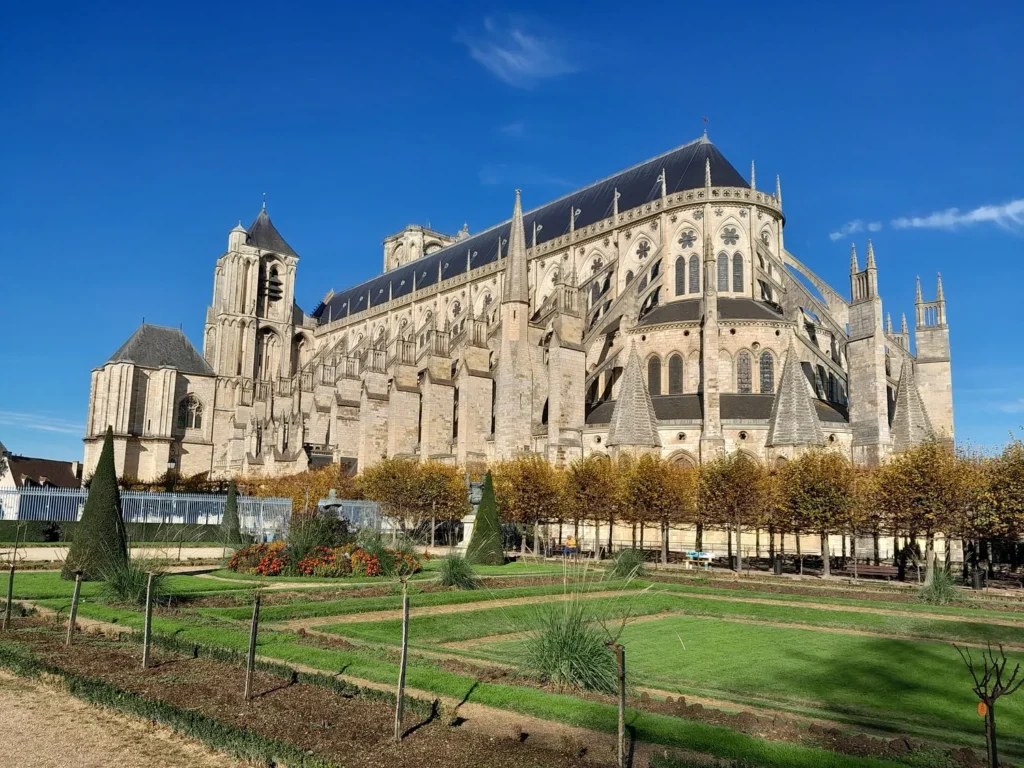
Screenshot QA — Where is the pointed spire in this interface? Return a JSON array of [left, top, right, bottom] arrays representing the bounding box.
[[901, 313, 909, 335], [766, 342, 824, 447], [750, 160, 756, 191], [705, 158, 712, 187], [886, 313, 893, 334], [606, 343, 661, 451], [613, 188, 620, 219], [660, 168, 667, 199], [850, 243, 859, 274], [915, 275, 923, 304], [866, 239, 876, 269], [936, 272, 945, 302], [891, 363, 934, 452], [502, 189, 528, 305], [775, 175, 782, 207]]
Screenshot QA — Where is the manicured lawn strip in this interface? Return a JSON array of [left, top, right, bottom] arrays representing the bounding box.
[[201, 579, 636, 623], [641, 580, 1024, 623], [8, 572, 259, 601], [204, 568, 436, 585]]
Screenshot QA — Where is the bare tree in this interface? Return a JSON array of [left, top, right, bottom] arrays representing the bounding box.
[[956, 643, 1024, 767]]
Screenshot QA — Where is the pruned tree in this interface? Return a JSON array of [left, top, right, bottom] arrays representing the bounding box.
[[956, 643, 1024, 767], [492, 455, 564, 555], [360, 457, 421, 532], [221, 480, 246, 549], [698, 454, 769, 572], [778, 448, 855, 578], [415, 461, 469, 546], [465, 472, 503, 565], [620, 454, 696, 564], [564, 454, 621, 555]]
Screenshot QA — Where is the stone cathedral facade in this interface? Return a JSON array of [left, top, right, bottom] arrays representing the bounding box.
[[83, 136, 953, 481]]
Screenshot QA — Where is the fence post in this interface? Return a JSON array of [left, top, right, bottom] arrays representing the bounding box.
[[2, 564, 14, 631], [615, 643, 626, 768], [394, 579, 410, 741], [244, 591, 262, 702], [141, 572, 154, 669], [66, 572, 83, 646]]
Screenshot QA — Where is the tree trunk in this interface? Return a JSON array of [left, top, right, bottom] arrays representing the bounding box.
[[606, 515, 613, 554], [981, 538, 993, 579], [735, 524, 743, 573], [987, 702, 997, 768], [520, 531, 527, 556], [797, 535, 803, 576], [755, 527, 761, 560], [595, 520, 602, 560], [534, 524, 541, 558], [780, 532, 786, 557], [661, 521, 669, 565], [821, 531, 831, 578], [962, 538, 972, 582], [631, 524, 637, 549], [768, 524, 776, 559], [695, 523, 704, 553], [726, 526, 733, 562], [639, 522, 645, 551], [873, 531, 881, 566], [924, 533, 936, 586], [430, 515, 436, 548]]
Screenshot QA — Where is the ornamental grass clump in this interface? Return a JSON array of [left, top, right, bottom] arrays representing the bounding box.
[[100, 558, 166, 606], [610, 548, 646, 579], [919, 566, 959, 605], [522, 594, 618, 694], [437, 553, 479, 590]]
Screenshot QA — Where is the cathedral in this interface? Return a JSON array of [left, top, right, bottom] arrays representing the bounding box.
[[83, 136, 953, 481]]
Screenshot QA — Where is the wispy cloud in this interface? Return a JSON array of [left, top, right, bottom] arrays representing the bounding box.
[[892, 198, 1024, 230], [995, 398, 1024, 414], [0, 411, 82, 435], [828, 219, 882, 242], [458, 16, 579, 88], [500, 120, 525, 138], [478, 163, 575, 189]]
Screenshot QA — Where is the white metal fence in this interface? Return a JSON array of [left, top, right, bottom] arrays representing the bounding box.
[[0, 487, 292, 539]]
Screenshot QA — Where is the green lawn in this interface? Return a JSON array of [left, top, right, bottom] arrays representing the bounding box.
[[9, 572, 258, 601]]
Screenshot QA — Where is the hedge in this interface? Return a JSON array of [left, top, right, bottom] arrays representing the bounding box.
[[0, 521, 223, 544]]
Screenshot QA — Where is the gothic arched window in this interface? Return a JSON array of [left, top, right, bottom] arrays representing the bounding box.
[[625, 270, 634, 286], [733, 253, 744, 292], [647, 356, 662, 397], [177, 395, 203, 430], [688, 255, 700, 294], [675, 257, 685, 296], [736, 351, 752, 394], [759, 351, 775, 393], [717, 253, 729, 291], [668, 354, 683, 394]]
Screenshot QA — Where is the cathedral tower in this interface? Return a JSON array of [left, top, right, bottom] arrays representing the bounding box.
[[914, 274, 954, 441]]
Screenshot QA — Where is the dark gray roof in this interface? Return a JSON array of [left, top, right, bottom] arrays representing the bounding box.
[[314, 137, 749, 323], [815, 400, 849, 424], [7, 456, 81, 488], [107, 324, 214, 376], [722, 394, 774, 420], [247, 209, 298, 258], [587, 393, 847, 426], [717, 297, 785, 322], [636, 299, 702, 327]]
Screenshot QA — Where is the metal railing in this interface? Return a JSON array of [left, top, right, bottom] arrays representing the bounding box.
[[0, 487, 292, 539]]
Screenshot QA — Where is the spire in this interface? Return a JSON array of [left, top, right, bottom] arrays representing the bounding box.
[[850, 243, 859, 274], [886, 313, 893, 334], [915, 275, 923, 304], [891, 363, 934, 452], [606, 343, 661, 451], [502, 189, 528, 305], [766, 342, 824, 447], [705, 158, 712, 187], [659, 168, 667, 199], [775, 175, 782, 207], [936, 272, 945, 302], [866, 239, 876, 269], [901, 313, 909, 335], [750, 160, 756, 191]]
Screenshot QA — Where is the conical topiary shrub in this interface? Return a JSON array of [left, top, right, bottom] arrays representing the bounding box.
[[63, 426, 128, 580], [465, 472, 504, 566], [221, 481, 246, 548]]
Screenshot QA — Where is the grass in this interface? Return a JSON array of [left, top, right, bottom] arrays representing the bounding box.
[[9, 572, 258, 601], [436, 553, 479, 589]]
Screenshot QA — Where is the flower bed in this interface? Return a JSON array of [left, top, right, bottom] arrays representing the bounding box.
[[228, 542, 421, 579]]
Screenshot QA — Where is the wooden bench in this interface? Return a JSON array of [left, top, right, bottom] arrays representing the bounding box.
[[834, 564, 900, 580]]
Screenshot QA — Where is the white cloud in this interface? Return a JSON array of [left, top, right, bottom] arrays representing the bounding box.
[[478, 163, 575, 189], [0, 410, 82, 436], [996, 398, 1024, 414], [458, 17, 579, 88], [892, 199, 1024, 230], [828, 219, 882, 241], [500, 120, 525, 138]]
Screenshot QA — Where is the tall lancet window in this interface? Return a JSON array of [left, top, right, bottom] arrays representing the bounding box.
[[759, 351, 775, 393], [717, 253, 729, 291], [674, 257, 685, 296], [668, 354, 684, 394], [177, 395, 203, 430], [736, 351, 752, 394], [688, 255, 700, 294], [647, 356, 662, 397], [732, 253, 744, 292]]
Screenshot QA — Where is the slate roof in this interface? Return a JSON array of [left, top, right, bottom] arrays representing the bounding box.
[[247, 209, 298, 258], [606, 343, 661, 449], [107, 324, 215, 376], [766, 343, 825, 447], [717, 297, 785, 322], [636, 299, 703, 327], [314, 136, 749, 323], [586, 393, 847, 426], [7, 456, 81, 488]]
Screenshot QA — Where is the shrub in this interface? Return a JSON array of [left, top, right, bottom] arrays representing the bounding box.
[[610, 548, 646, 579], [63, 427, 128, 580], [521, 595, 618, 694], [228, 542, 288, 576], [919, 567, 959, 605], [100, 559, 166, 606], [465, 472, 504, 566], [220, 481, 246, 549], [438, 553, 479, 590], [286, 510, 352, 567]]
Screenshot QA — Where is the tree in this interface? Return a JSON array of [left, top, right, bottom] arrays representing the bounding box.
[[620, 455, 696, 564], [238, 464, 362, 516], [956, 643, 1024, 767], [492, 456, 563, 555], [778, 449, 855, 578], [360, 457, 421, 532], [465, 472, 504, 565], [221, 481, 245, 549], [982, 436, 1024, 542], [415, 461, 469, 546], [63, 427, 128, 580], [564, 454, 621, 555], [698, 454, 769, 572]]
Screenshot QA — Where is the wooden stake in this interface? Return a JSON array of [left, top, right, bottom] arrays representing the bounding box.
[[2, 564, 14, 632], [141, 572, 155, 669], [244, 591, 261, 702], [66, 572, 83, 646], [615, 643, 626, 768], [394, 579, 410, 742]]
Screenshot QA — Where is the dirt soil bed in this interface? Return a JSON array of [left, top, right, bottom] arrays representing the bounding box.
[[3, 623, 609, 768]]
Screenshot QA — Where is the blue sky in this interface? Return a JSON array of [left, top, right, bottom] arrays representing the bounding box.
[[2, 0, 1022, 460]]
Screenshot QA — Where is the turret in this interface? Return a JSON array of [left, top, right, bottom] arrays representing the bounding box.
[[913, 273, 954, 442]]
